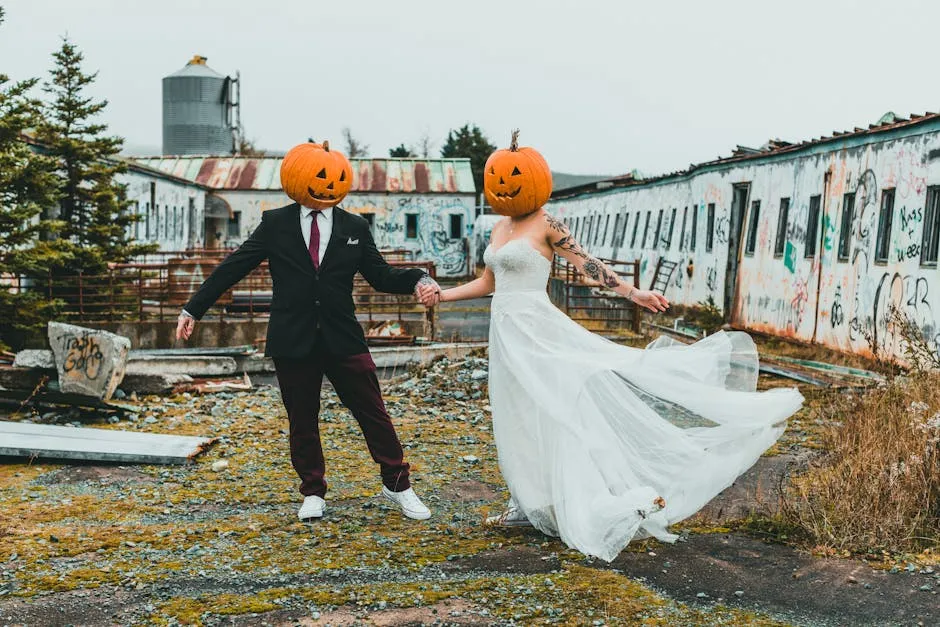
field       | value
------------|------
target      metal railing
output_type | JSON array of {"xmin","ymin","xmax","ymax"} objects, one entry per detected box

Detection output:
[
  {"xmin": 550, "ymin": 257, "xmax": 642, "ymax": 333},
  {"xmin": 133, "ymin": 248, "xmax": 416, "ymax": 265},
  {"xmin": 8, "ymin": 257, "xmax": 436, "ymax": 338}
]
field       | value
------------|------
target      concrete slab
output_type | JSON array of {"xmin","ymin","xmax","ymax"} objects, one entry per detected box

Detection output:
[
  {"xmin": 12, "ymin": 349, "xmax": 55, "ymax": 370},
  {"xmin": 48, "ymin": 322, "xmax": 130, "ymax": 401},
  {"xmin": 124, "ymin": 355, "xmax": 236, "ymax": 377},
  {"xmin": 369, "ymin": 342, "xmax": 487, "ymax": 369},
  {"xmin": 0, "ymin": 420, "xmax": 216, "ymax": 464}
]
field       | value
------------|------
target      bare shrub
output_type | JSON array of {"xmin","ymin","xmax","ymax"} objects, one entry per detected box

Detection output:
[{"xmin": 784, "ymin": 309, "xmax": 940, "ymax": 553}]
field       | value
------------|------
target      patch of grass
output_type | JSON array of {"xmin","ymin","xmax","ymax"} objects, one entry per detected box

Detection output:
[{"xmin": 784, "ymin": 372, "xmax": 940, "ymax": 554}]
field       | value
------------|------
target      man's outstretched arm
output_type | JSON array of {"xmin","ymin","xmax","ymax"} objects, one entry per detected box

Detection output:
[
  {"xmin": 177, "ymin": 218, "xmax": 270, "ymax": 340},
  {"xmin": 358, "ymin": 226, "xmax": 439, "ymax": 297}
]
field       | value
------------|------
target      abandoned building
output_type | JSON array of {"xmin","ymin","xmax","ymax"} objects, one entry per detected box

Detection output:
[
  {"xmin": 547, "ymin": 112, "xmax": 940, "ymax": 360},
  {"xmin": 131, "ymin": 155, "xmax": 477, "ymax": 277}
]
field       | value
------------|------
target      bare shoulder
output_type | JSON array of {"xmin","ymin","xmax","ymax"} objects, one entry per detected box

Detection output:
[{"xmin": 490, "ymin": 217, "xmax": 512, "ymax": 242}]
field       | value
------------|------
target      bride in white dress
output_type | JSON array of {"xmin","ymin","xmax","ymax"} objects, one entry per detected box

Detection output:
[
  {"xmin": 420, "ymin": 209, "xmax": 803, "ymax": 562},
  {"xmin": 415, "ymin": 134, "xmax": 804, "ymax": 562}
]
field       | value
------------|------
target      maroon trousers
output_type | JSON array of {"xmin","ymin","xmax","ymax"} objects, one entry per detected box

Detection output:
[{"xmin": 273, "ymin": 340, "xmax": 411, "ymax": 498}]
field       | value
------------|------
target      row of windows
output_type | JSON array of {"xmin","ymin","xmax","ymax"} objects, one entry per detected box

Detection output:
[
  {"xmin": 564, "ymin": 203, "xmax": 720, "ymax": 255},
  {"xmin": 563, "ymin": 185, "xmax": 940, "ymax": 267},
  {"xmin": 133, "ymin": 201, "xmax": 195, "ymax": 242},
  {"xmin": 746, "ymin": 185, "xmax": 940, "ymax": 266}
]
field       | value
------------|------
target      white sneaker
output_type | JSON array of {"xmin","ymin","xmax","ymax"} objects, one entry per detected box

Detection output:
[
  {"xmin": 484, "ymin": 506, "xmax": 533, "ymax": 528},
  {"xmin": 381, "ymin": 486, "xmax": 431, "ymax": 520},
  {"xmin": 298, "ymin": 495, "xmax": 326, "ymax": 521}
]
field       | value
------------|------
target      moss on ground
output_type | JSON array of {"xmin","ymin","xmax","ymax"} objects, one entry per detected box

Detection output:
[{"xmin": 1, "ymin": 358, "xmax": 801, "ymax": 625}]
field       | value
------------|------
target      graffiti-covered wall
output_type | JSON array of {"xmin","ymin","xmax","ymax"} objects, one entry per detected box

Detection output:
[
  {"xmin": 225, "ymin": 191, "xmax": 477, "ymax": 277},
  {"xmin": 548, "ymin": 120, "xmax": 940, "ymax": 360},
  {"xmin": 343, "ymin": 194, "xmax": 476, "ymax": 277},
  {"xmin": 122, "ymin": 169, "xmax": 206, "ymax": 251}
]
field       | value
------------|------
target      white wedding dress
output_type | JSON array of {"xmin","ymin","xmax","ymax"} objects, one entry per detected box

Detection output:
[{"xmin": 483, "ymin": 239, "xmax": 804, "ymax": 562}]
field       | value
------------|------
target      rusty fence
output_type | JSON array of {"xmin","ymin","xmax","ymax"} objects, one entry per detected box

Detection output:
[
  {"xmin": 133, "ymin": 248, "xmax": 416, "ymax": 265},
  {"xmin": 6, "ymin": 257, "xmax": 436, "ymax": 339},
  {"xmin": 550, "ymin": 257, "xmax": 642, "ymax": 333}
]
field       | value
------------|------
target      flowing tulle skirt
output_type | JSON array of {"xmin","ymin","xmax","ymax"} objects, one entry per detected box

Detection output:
[{"xmin": 487, "ymin": 290, "xmax": 804, "ymax": 562}]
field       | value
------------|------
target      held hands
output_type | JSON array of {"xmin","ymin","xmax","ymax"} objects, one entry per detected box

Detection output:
[
  {"xmin": 175, "ymin": 311, "xmax": 195, "ymax": 341},
  {"xmin": 629, "ymin": 289, "xmax": 669, "ymax": 313},
  {"xmin": 415, "ymin": 275, "xmax": 442, "ymax": 307}
]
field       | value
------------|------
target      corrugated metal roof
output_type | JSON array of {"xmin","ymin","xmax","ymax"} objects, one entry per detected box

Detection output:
[
  {"xmin": 553, "ymin": 111, "xmax": 940, "ymax": 199},
  {"xmin": 132, "ymin": 155, "xmax": 477, "ymax": 194}
]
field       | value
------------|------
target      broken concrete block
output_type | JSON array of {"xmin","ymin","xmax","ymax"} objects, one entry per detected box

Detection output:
[
  {"xmin": 120, "ymin": 373, "xmax": 193, "ymax": 395},
  {"xmin": 48, "ymin": 322, "xmax": 130, "ymax": 401},
  {"xmin": 12, "ymin": 349, "xmax": 55, "ymax": 370},
  {"xmin": 124, "ymin": 355, "xmax": 236, "ymax": 377}
]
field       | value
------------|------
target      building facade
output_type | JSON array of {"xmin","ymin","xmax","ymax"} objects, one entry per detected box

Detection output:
[
  {"xmin": 133, "ymin": 155, "xmax": 478, "ymax": 277},
  {"xmin": 120, "ymin": 163, "xmax": 208, "ymax": 252},
  {"xmin": 547, "ymin": 113, "xmax": 940, "ymax": 360}
]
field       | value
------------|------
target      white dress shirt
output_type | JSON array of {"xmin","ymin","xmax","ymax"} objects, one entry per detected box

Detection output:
[{"xmin": 301, "ymin": 206, "xmax": 333, "ymax": 266}]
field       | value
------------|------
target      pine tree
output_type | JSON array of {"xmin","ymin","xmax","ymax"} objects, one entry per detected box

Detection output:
[
  {"xmin": 37, "ymin": 37, "xmax": 151, "ymax": 274},
  {"xmin": 0, "ymin": 6, "xmax": 65, "ymax": 349},
  {"xmin": 440, "ymin": 124, "xmax": 495, "ymax": 193},
  {"xmin": 389, "ymin": 143, "xmax": 415, "ymax": 158}
]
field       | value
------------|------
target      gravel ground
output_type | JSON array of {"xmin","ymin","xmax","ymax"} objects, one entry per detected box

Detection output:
[{"xmin": 0, "ymin": 352, "xmax": 936, "ymax": 626}]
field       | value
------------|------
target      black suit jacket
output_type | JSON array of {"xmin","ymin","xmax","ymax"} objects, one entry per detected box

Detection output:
[{"xmin": 184, "ymin": 203, "xmax": 426, "ymax": 358}]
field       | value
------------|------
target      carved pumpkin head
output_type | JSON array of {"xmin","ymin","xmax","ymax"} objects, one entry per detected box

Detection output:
[
  {"xmin": 483, "ymin": 130, "xmax": 553, "ymax": 217},
  {"xmin": 280, "ymin": 140, "xmax": 353, "ymax": 209}
]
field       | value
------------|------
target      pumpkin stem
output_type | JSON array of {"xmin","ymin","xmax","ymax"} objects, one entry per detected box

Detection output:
[
  {"xmin": 323, "ymin": 140, "xmax": 330, "ymax": 152},
  {"xmin": 509, "ymin": 129, "xmax": 520, "ymax": 152}
]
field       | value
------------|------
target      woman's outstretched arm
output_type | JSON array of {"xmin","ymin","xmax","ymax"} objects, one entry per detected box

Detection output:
[
  {"xmin": 543, "ymin": 212, "xmax": 669, "ymax": 313},
  {"xmin": 438, "ymin": 266, "xmax": 496, "ymax": 303}
]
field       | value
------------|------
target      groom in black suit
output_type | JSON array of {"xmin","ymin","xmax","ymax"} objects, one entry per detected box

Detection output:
[{"xmin": 176, "ymin": 202, "xmax": 441, "ymax": 521}]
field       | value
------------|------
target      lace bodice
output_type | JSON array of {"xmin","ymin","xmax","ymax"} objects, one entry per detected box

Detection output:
[{"xmin": 484, "ymin": 239, "xmax": 552, "ymax": 294}]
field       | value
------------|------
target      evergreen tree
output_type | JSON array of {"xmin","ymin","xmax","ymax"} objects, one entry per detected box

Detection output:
[
  {"xmin": 37, "ymin": 37, "xmax": 151, "ymax": 274},
  {"xmin": 389, "ymin": 143, "xmax": 415, "ymax": 158},
  {"xmin": 440, "ymin": 124, "xmax": 495, "ymax": 193},
  {"xmin": 0, "ymin": 6, "xmax": 64, "ymax": 349}
]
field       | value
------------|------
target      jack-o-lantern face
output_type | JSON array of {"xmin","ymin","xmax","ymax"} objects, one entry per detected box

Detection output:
[
  {"xmin": 483, "ymin": 130, "xmax": 552, "ymax": 217},
  {"xmin": 280, "ymin": 140, "xmax": 353, "ymax": 210}
]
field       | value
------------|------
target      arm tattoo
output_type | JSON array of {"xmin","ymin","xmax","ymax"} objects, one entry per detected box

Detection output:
[
  {"xmin": 546, "ymin": 215, "xmax": 620, "ymax": 288},
  {"xmin": 416, "ymin": 274, "xmax": 440, "ymax": 290}
]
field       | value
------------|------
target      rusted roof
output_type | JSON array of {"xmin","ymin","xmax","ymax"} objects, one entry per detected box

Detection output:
[
  {"xmin": 132, "ymin": 155, "xmax": 477, "ymax": 194},
  {"xmin": 553, "ymin": 111, "xmax": 940, "ymax": 199}
]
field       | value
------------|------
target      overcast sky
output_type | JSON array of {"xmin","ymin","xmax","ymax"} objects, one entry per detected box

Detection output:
[{"xmin": 2, "ymin": 0, "xmax": 937, "ymax": 176}]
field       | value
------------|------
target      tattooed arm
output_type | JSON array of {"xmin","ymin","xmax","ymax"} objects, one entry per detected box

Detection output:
[{"xmin": 543, "ymin": 212, "xmax": 669, "ymax": 313}]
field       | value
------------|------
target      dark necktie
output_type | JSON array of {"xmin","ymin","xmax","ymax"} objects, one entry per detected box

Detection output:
[{"xmin": 308, "ymin": 210, "xmax": 322, "ymax": 270}]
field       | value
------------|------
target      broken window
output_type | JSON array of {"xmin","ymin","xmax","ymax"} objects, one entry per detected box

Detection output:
[
  {"xmin": 619, "ymin": 212, "xmax": 630, "ymax": 247},
  {"xmin": 642, "ymin": 211, "xmax": 652, "ymax": 248},
  {"xmin": 227, "ymin": 211, "xmax": 241, "ymax": 238},
  {"xmin": 706, "ymin": 203, "xmax": 715, "ymax": 252},
  {"xmin": 805, "ymin": 195, "xmax": 821, "ymax": 258},
  {"xmin": 774, "ymin": 198, "xmax": 789, "ymax": 257},
  {"xmin": 838, "ymin": 193, "xmax": 855, "ymax": 262},
  {"xmin": 874, "ymin": 190, "xmax": 894, "ymax": 263},
  {"xmin": 600, "ymin": 214, "xmax": 610, "ymax": 246},
  {"xmin": 922, "ymin": 187, "xmax": 940, "ymax": 266},
  {"xmin": 745, "ymin": 200, "xmax": 760, "ymax": 255},
  {"xmin": 449, "ymin": 214, "xmax": 463, "ymax": 240},
  {"xmin": 690, "ymin": 204, "xmax": 698, "ymax": 251},
  {"xmin": 666, "ymin": 207, "xmax": 677, "ymax": 249},
  {"xmin": 405, "ymin": 213, "xmax": 418, "ymax": 239},
  {"xmin": 653, "ymin": 209, "xmax": 664, "ymax": 249},
  {"xmin": 679, "ymin": 207, "xmax": 688, "ymax": 252},
  {"xmin": 631, "ymin": 212, "xmax": 641, "ymax": 247}
]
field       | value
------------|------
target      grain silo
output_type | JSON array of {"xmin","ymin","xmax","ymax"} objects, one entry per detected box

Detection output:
[{"xmin": 162, "ymin": 55, "xmax": 239, "ymax": 155}]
